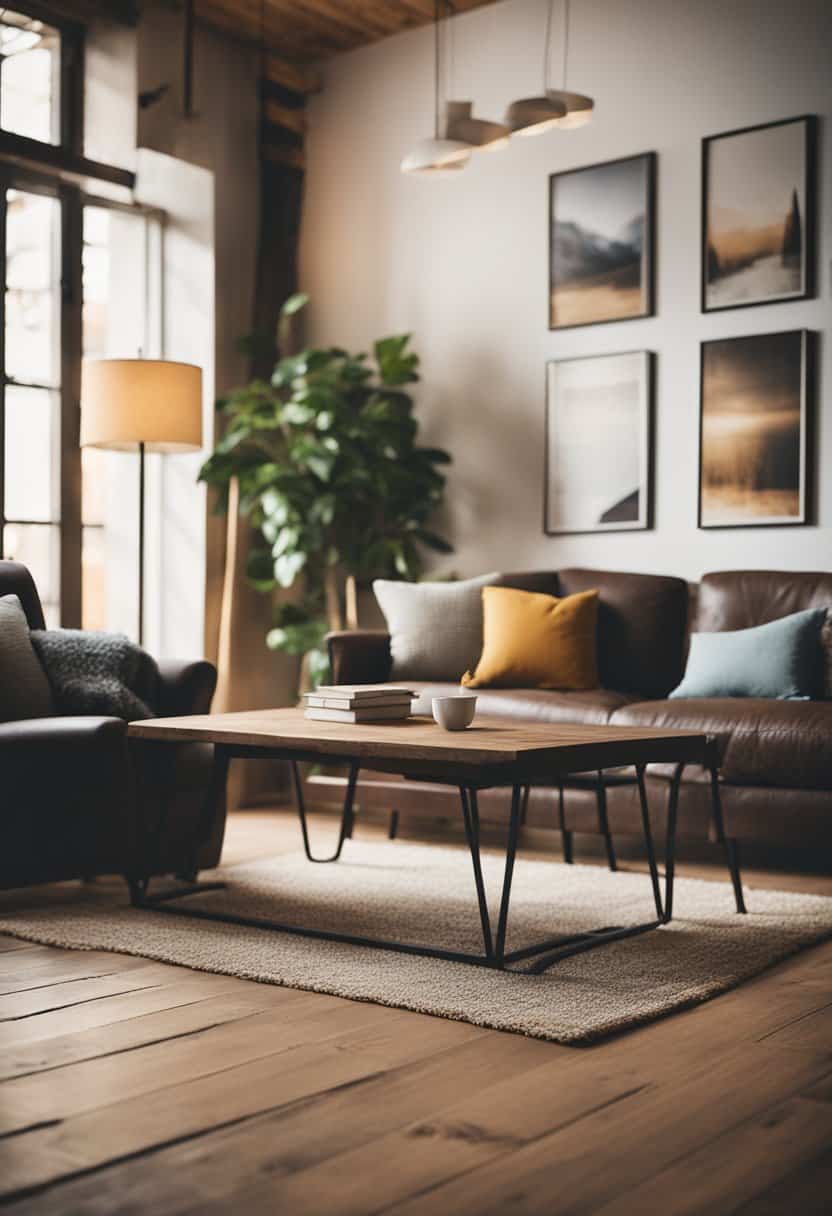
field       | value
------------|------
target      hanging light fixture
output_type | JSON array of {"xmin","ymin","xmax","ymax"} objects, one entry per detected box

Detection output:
[
  {"xmin": 503, "ymin": 0, "xmax": 567, "ymax": 137},
  {"xmin": 401, "ymin": 0, "xmax": 471, "ymax": 174},
  {"xmin": 546, "ymin": 0, "xmax": 594, "ymax": 128},
  {"xmin": 445, "ymin": 101, "xmax": 510, "ymax": 152}
]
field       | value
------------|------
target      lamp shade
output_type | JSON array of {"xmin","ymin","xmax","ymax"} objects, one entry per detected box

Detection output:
[
  {"xmin": 81, "ymin": 359, "xmax": 203, "ymax": 452},
  {"xmin": 546, "ymin": 89, "xmax": 594, "ymax": 129},
  {"xmin": 504, "ymin": 94, "xmax": 566, "ymax": 137},
  {"xmin": 445, "ymin": 101, "xmax": 510, "ymax": 152},
  {"xmin": 400, "ymin": 136, "xmax": 471, "ymax": 174}
]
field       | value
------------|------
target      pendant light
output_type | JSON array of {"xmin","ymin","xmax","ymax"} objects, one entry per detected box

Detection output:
[
  {"xmin": 503, "ymin": 0, "xmax": 567, "ymax": 137},
  {"xmin": 444, "ymin": 101, "xmax": 510, "ymax": 152},
  {"xmin": 401, "ymin": 0, "xmax": 471, "ymax": 174},
  {"xmin": 546, "ymin": 0, "xmax": 594, "ymax": 128}
]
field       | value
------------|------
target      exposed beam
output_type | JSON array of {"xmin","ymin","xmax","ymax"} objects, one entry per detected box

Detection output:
[
  {"xmin": 264, "ymin": 55, "xmax": 322, "ymax": 94},
  {"xmin": 264, "ymin": 99, "xmax": 306, "ymax": 135}
]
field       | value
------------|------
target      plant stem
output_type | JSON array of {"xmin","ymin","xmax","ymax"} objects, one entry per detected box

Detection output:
[
  {"xmin": 324, "ymin": 565, "xmax": 343, "ymax": 631},
  {"xmin": 345, "ymin": 574, "xmax": 359, "ymax": 630}
]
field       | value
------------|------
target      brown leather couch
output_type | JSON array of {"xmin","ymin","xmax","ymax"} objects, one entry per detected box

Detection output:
[
  {"xmin": 0, "ymin": 561, "xmax": 227, "ymax": 892},
  {"xmin": 326, "ymin": 568, "xmax": 832, "ymax": 852}
]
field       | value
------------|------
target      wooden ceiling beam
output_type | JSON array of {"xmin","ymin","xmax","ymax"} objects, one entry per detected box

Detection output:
[{"xmin": 194, "ymin": 0, "xmax": 499, "ymax": 62}]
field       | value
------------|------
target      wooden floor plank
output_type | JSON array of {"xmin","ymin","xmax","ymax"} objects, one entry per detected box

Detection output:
[
  {"xmin": 0, "ymin": 994, "xmax": 381, "ymax": 1137},
  {"xmin": 1, "ymin": 1032, "xmax": 552, "ymax": 1216},
  {"xmin": 596, "ymin": 1096, "xmax": 832, "ymax": 1215},
  {"xmin": 733, "ymin": 1145, "xmax": 832, "ymax": 1215},
  {"xmin": 0, "ymin": 1011, "xmax": 480, "ymax": 1202}
]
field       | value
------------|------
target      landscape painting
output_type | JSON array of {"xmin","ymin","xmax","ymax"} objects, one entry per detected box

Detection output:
[
  {"xmin": 703, "ymin": 117, "xmax": 814, "ymax": 311},
  {"xmin": 549, "ymin": 154, "xmax": 654, "ymax": 330},
  {"xmin": 699, "ymin": 330, "xmax": 811, "ymax": 528},
  {"xmin": 545, "ymin": 351, "xmax": 653, "ymax": 534}
]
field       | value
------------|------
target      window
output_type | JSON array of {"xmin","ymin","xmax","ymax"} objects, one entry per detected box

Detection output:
[
  {"xmin": 0, "ymin": 5, "xmax": 164, "ymax": 636},
  {"xmin": 2, "ymin": 186, "xmax": 62, "ymax": 625},
  {"xmin": 0, "ymin": 9, "xmax": 61, "ymax": 145}
]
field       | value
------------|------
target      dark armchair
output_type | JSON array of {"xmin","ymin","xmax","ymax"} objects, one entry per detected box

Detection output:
[{"xmin": 0, "ymin": 561, "xmax": 227, "ymax": 892}]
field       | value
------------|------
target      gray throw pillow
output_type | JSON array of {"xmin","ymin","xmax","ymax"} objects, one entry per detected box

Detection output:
[
  {"xmin": 374, "ymin": 573, "xmax": 500, "ymax": 681},
  {"xmin": 30, "ymin": 629, "xmax": 156, "ymax": 721},
  {"xmin": 0, "ymin": 594, "xmax": 54, "ymax": 722},
  {"xmin": 670, "ymin": 607, "xmax": 827, "ymax": 701}
]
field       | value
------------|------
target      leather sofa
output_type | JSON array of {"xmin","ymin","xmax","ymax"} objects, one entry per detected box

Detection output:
[
  {"xmin": 0, "ymin": 561, "xmax": 227, "ymax": 892},
  {"xmin": 325, "ymin": 568, "xmax": 832, "ymax": 853}
]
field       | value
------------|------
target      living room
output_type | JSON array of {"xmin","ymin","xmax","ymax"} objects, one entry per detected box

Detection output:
[{"xmin": 1, "ymin": 0, "xmax": 830, "ymax": 1211}]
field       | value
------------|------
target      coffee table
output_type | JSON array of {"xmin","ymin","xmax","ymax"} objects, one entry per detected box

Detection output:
[{"xmin": 127, "ymin": 711, "xmax": 737, "ymax": 973}]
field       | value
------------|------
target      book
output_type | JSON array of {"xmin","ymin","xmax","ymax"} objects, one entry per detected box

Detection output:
[
  {"xmin": 311, "ymin": 684, "xmax": 416, "ymax": 702},
  {"xmin": 304, "ymin": 705, "xmax": 412, "ymax": 724},
  {"xmin": 304, "ymin": 694, "xmax": 414, "ymax": 710}
]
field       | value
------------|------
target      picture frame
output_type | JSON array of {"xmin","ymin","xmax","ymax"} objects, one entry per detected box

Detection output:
[
  {"xmin": 548, "ymin": 152, "xmax": 656, "ymax": 331},
  {"xmin": 544, "ymin": 350, "xmax": 654, "ymax": 535},
  {"xmin": 698, "ymin": 329, "xmax": 814, "ymax": 529},
  {"xmin": 701, "ymin": 115, "xmax": 816, "ymax": 313}
]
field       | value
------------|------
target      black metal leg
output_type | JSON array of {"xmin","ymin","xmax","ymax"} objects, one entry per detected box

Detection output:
[
  {"xmin": 664, "ymin": 763, "xmax": 683, "ymax": 923},
  {"xmin": 459, "ymin": 787, "xmax": 493, "ymax": 958},
  {"xmin": 595, "ymin": 774, "xmax": 617, "ymax": 872},
  {"xmin": 494, "ymin": 785, "xmax": 523, "ymax": 966},
  {"xmin": 636, "ymin": 764, "xmax": 664, "ymax": 922},
  {"xmin": 558, "ymin": 783, "xmax": 573, "ymax": 864},
  {"xmin": 708, "ymin": 747, "xmax": 747, "ymax": 914},
  {"xmin": 292, "ymin": 760, "xmax": 358, "ymax": 863},
  {"xmin": 388, "ymin": 810, "xmax": 400, "ymax": 840}
]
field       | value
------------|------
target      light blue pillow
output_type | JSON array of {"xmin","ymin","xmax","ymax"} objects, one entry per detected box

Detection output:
[{"xmin": 670, "ymin": 608, "xmax": 827, "ymax": 701}]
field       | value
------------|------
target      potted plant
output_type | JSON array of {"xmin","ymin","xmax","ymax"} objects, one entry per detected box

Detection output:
[{"xmin": 199, "ymin": 295, "xmax": 452, "ymax": 686}]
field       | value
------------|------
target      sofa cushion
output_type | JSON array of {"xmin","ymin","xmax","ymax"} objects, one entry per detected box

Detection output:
[
  {"xmin": 695, "ymin": 570, "xmax": 832, "ymax": 633},
  {"xmin": 611, "ymin": 697, "xmax": 832, "ymax": 790},
  {"xmin": 557, "ymin": 568, "xmax": 688, "ymax": 699},
  {"xmin": 410, "ymin": 683, "xmax": 637, "ymax": 726}
]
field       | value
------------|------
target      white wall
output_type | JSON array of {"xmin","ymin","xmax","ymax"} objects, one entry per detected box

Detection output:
[{"xmin": 301, "ymin": 0, "xmax": 832, "ymax": 582}]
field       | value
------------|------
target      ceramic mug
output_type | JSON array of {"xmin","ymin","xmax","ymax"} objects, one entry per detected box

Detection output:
[{"xmin": 431, "ymin": 694, "xmax": 477, "ymax": 731}]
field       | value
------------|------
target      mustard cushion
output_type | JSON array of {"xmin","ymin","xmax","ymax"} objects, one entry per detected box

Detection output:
[{"xmin": 461, "ymin": 586, "xmax": 599, "ymax": 690}]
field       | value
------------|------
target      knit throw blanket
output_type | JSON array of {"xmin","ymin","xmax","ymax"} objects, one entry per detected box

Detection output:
[{"xmin": 30, "ymin": 630, "xmax": 156, "ymax": 721}]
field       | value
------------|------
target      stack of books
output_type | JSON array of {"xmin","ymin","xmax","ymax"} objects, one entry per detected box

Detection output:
[{"xmin": 303, "ymin": 684, "xmax": 416, "ymax": 724}]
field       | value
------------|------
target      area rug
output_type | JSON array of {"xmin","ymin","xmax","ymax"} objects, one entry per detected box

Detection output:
[{"xmin": 2, "ymin": 839, "xmax": 831, "ymax": 1044}]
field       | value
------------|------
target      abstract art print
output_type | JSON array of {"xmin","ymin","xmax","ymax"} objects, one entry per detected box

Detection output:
[
  {"xmin": 545, "ymin": 351, "xmax": 653, "ymax": 534},
  {"xmin": 549, "ymin": 153, "xmax": 655, "ymax": 330},
  {"xmin": 702, "ymin": 116, "xmax": 815, "ymax": 312},
  {"xmin": 699, "ymin": 330, "xmax": 812, "ymax": 528}
]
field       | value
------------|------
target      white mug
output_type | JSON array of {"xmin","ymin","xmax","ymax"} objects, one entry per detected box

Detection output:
[{"xmin": 432, "ymin": 694, "xmax": 477, "ymax": 731}]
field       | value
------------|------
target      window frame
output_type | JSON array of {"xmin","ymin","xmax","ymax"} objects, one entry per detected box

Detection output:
[{"xmin": 0, "ymin": 4, "xmax": 164, "ymax": 628}]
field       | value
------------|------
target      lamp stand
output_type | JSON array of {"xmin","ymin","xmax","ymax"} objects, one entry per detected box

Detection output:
[{"xmin": 138, "ymin": 440, "xmax": 145, "ymax": 646}]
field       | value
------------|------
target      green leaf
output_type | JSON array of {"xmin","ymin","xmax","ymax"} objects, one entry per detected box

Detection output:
[
  {"xmin": 280, "ymin": 292, "xmax": 310, "ymax": 317},
  {"xmin": 274, "ymin": 550, "xmax": 306, "ymax": 587}
]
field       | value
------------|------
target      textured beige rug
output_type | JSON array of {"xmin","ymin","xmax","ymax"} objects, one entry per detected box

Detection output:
[{"xmin": 2, "ymin": 839, "xmax": 831, "ymax": 1043}]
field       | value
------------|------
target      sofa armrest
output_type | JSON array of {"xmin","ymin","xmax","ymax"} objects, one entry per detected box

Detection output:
[
  {"xmin": 156, "ymin": 659, "xmax": 217, "ymax": 717},
  {"xmin": 326, "ymin": 631, "xmax": 392, "ymax": 685}
]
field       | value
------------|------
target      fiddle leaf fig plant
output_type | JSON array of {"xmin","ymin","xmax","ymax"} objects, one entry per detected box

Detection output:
[{"xmin": 199, "ymin": 294, "xmax": 452, "ymax": 686}]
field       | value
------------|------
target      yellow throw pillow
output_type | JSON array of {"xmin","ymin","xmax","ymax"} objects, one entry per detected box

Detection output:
[{"xmin": 461, "ymin": 586, "xmax": 599, "ymax": 690}]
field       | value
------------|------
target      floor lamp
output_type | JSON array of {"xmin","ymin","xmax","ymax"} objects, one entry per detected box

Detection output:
[{"xmin": 80, "ymin": 358, "xmax": 203, "ymax": 645}]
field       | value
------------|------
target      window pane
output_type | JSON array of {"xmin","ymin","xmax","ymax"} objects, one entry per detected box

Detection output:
[
  {"xmin": 0, "ymin": 11, "xmax": 60, "ymax": 144},
  {"xmin": 2, "ymin": 522, "xmax": 59, "ymax": 621},
  {"xmin": 81, "ymin": 448, "xmax": 139, "ymax": 634},
  {"xmin": 83, "ymin": 206, "xmax": 149, "ymax": 358},
  {"xmin": 5, "ymin": 190, "xmax": 61, "ymax": 386},
  {"xmin": 81, "ymin": 525, "xmax": 105, "ymax": 630},
  {"xmin": 4, "ymin": 386, "xmax": 59, "ymax": 522}
]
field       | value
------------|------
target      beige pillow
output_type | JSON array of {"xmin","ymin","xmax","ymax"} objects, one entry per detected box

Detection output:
[
  {"xmin": 373, "ymin": 574, "xmax": 500, "ymax": 681},
  {"xmin": 0, "ymin": 595, "xmax": 54, "ymax": 722}
]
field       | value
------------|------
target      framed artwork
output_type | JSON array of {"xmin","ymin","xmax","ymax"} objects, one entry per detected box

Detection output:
[
  {"xmin": 545, "ymin": 351, "xmax": 654, "ymax": 535},
  {"xmin": 702, "ymin": 115, "xmax": 816, "ymax": 312},
  {"xmin": 698, "ymin": 330, "xmax": 813, "ymax": 529},
  {"xmin": 549, "ymin": 153, "xmax": 655, "ymax": 330}
]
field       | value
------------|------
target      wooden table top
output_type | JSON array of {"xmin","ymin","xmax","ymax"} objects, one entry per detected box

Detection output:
[{"xmin": 129, "ymin": 709, "xmax": 708, "ymax": 777}]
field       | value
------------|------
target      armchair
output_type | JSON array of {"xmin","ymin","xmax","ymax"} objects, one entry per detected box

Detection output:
[{"xmin": 0, "ymin": 561, "xmax": 227, "ymax": 892}]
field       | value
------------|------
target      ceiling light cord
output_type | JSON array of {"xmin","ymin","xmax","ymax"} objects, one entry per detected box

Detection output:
[
  {"xmin": 562, "ymin": 0, "xmax": 570, "ymax": 90},
  {"xmin": 543, "ymin": 0, "xmax": 554, "ymax": 91}
]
